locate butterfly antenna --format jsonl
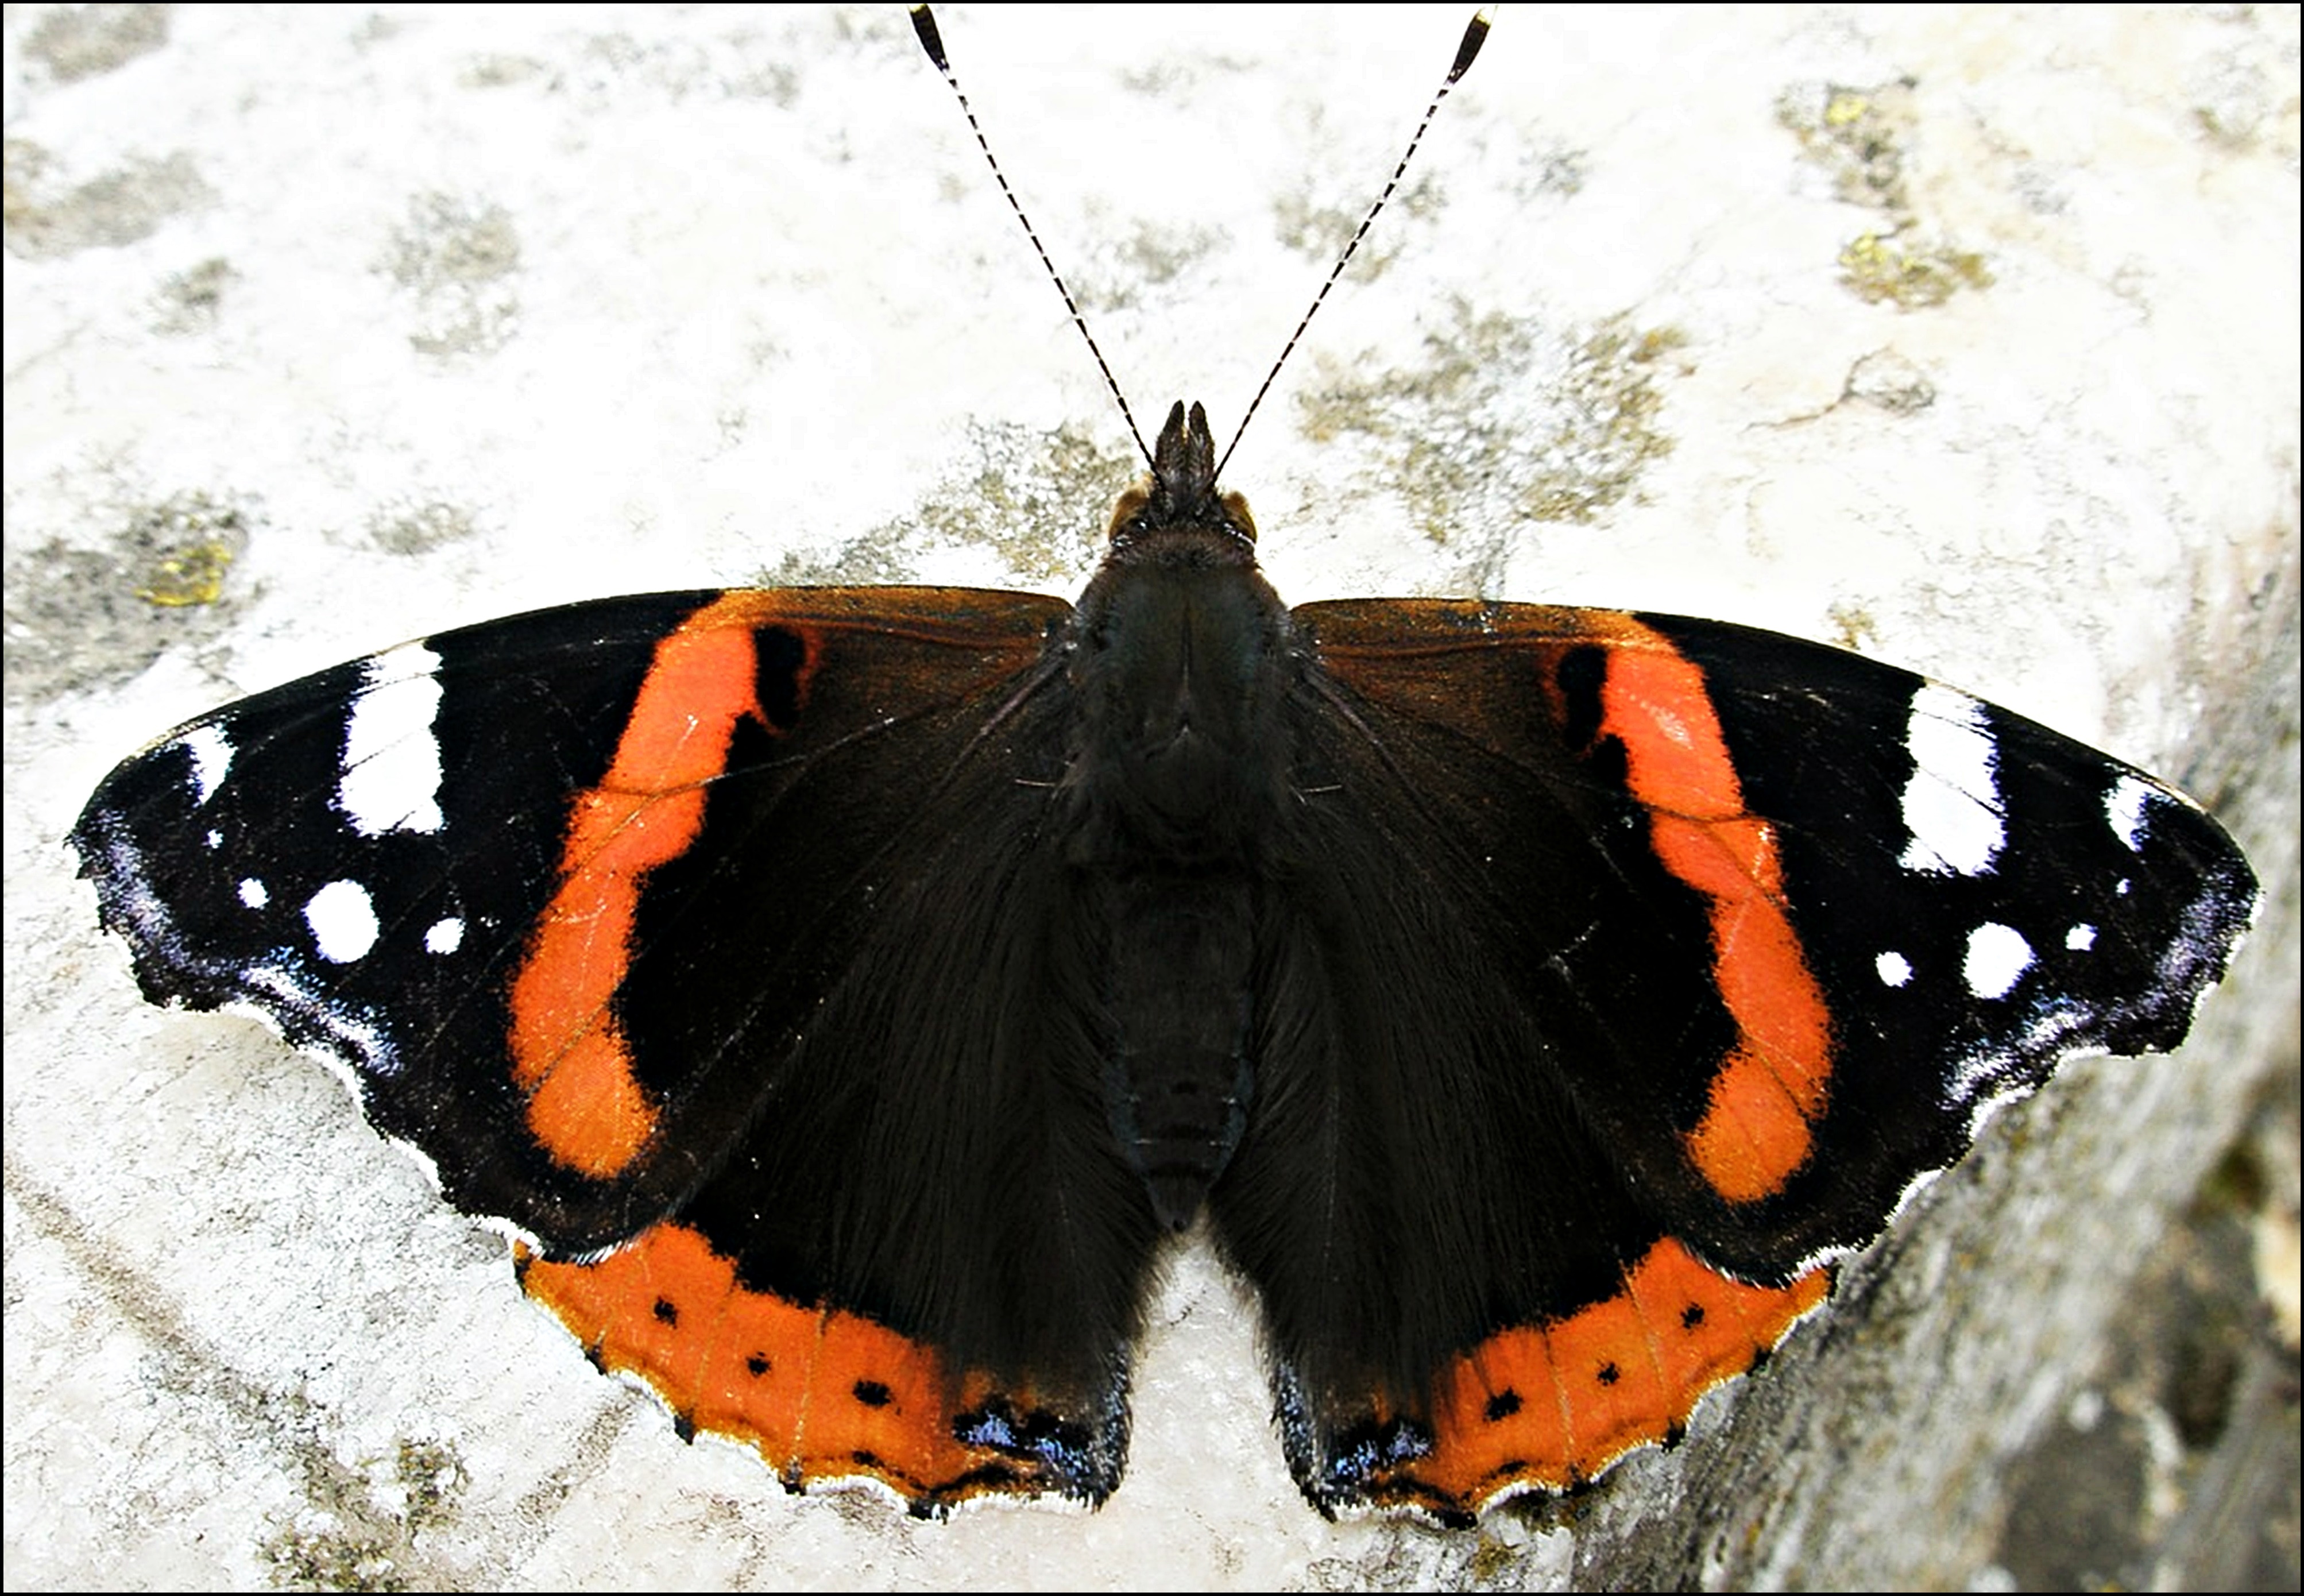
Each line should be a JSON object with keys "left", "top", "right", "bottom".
{"left": 1215, "top": 7, "right": 1492, "bottom": 481}
{"left": 911, "top": 3, "right": 1155, "bottom": 469}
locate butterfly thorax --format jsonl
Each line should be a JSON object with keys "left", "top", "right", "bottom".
{"left": 1062, "top": 400, "right": 1293, "bottom": 861}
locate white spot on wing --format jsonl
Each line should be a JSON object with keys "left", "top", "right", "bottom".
{"left": 425, "top": 917, "right": 464, "bottom": 954}
{"left": 1899, "top": 685, "right": 2004, "bottom": 876}
{"left": 338, "top": 644, "right": 445, "bottom": 836}
{"left": 306, "top": 880, "right": 379, "bottom": 963}
{"left": 238, "top": 878, "right": 268, "bottom": 909}
{"left": 1876, "top": 950, "right": 1913, "bottom": 987}
{"left": 2106, "top": 775, "right": 2155, "bottom": 852}
{"left": 1962, "top": 921, "right": 2034, "bottom": 1000}
{"left": 179, "top": 723, "right": 233, "bottom": 805}
{"left": 77, "top": 821, "right": 411, "bottom": 1084}
{"left": 2066, "top": 923, "right": 2096, "bottom": 951}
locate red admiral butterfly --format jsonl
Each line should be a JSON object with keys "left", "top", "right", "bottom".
{"left": 60, "top": 3, "right": 2266, "bottom": 1535}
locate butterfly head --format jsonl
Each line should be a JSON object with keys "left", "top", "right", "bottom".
{"left": 1105, "top": 401, "right": 1259, "bottom": 559}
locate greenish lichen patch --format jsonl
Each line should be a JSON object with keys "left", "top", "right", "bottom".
{"left": 571, "top": 29, "right": 801, "bottom": 106}
{"left": 152, "top": 256, "right": 237, "bottom": 335}
{"left": 1837, "top": 231, "right": 1993, "bottom": 309}
{"left": 921, "top": 419, "right": 1135, "bottom": 580}
{"left": 1827, "top": 602, "right": 1881, "bottom": 654}
{"left": 381, "top": 193, "right": 522, "bottom": 356}
{"left": 1273, "top": 170, "right": 1442, "bottom": 278}
{"left": 257, "top": 1436, "right": 468, "bottom": 1593}
{"left": 5, "top": 489, "right": 258, "bottom": 702}
{"left": 122, "top": 492, "right": 253, "bottom": 608}
{"left": 367, "top": 500, "right": 480, "bottom": 558}
{"left": 1776, "top": 80, "right": 1919, "bottom": 211}
{"left": 763, "top": 420, "right": 1135, "bottom": 588}
{"left": 1297, "top": 302, "right": 1683, "bottom": 544}
{"left": 1074, "top": 220, "right": 1227, "bottom": 314}
{"left": 1777, "top": 78, "right": 1992, "bottom": 310}
{"left": 760, "top": 523, "right": 928, "bottom": 589}
{"left": 24, "top": 3, "right": 172, "bottom": 84}
{"left": 135, "top": 536, "right": 237, "bottom": 608}
{"left": 3, "top": 138, "right": 215, "bottom": 260}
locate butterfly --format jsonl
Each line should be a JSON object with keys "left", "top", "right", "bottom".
{"left": 65, "top": 4, "right": 2262, "bottom": 1529}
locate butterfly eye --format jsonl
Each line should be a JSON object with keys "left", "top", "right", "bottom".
{"left": 1220, "top": 490, "right": 1259, "bottom": 545}
{"left": 1105, "top": 484, "right": 1154, "bottom": 546}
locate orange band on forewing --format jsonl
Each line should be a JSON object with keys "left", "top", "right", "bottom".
{"left": 1406, "top": 1237, "right": 1833, "bottom": 1509}
{"left": 507, "top": 595, "right": 802, "bottom": 1178}
{"left": 519, "top": 1222, "right": 1039, "bottom": 1505}
{"left": 1600, "top": 636, "right": 1834, "bottom": 1202}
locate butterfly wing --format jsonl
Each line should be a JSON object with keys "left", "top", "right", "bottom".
{"left": 72, "top": 585, "right": 1154, "bottom": 1510}
{"left": 1215, "top": 597, "right": 2256, "bottom": 1520}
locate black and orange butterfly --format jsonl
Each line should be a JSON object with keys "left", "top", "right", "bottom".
{"left": 69, "top": 5, "right": 2259, "bottom": 1527}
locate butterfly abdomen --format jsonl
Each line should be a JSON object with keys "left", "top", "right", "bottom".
{"left": 1091, "top": 868, "right": 1259, "bottom": 1230}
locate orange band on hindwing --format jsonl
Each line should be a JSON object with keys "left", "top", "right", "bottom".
{"left": 517, "top": 1222, "right": 1069, "bottom": 1507}
{"left": 1401, "top": 1238, "right": 1832, "bottom": 1513}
